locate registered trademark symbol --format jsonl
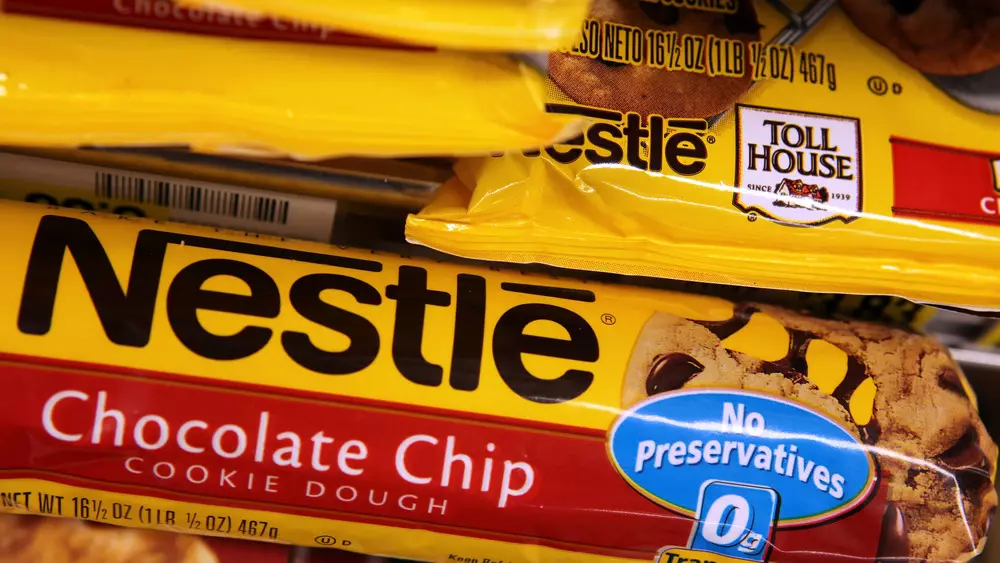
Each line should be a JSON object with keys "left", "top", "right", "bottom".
{"left": 707, "top": 136, "right": 716, "bottom": 144}
{"left": 601, "top": 313, "right": 617, "bottom": 326}
{"left": 747, "top": 212, "right": 759, "bottom": 223}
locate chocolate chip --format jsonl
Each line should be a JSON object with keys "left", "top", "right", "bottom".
{"left": 723, "top": 1, "right": 762, "bottom": 36}
{"left": 938, "top": 368, "right": 966, "bottom": 396}
{"left": 940, "top": 427, "right": 986, "bottom": 469}
{"left": 939, "top": 426, "right": 992, "bottom": 494}
{"left": 889, "top": 0, "right": 923, "bottom": 15}
{"left": 646, "top": 353, "right": 705, "bottom": 395}
{"left": 638, "top": 3, "right": 680, "bottom": 26}
{"left": 876, "top": 503, "right": 910, "bottom": 562}
{"left": 862, "top": 419, "right": 882, "bottom": 444}
{"left": 952, "top": 464, "right": 992, "bottom": 494}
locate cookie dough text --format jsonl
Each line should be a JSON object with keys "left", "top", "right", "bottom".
{"left": 40, "top": 390, "right": 536, "bottom": 509}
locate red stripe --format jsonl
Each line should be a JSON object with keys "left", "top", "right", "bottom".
{"left": 891, "top": 136, "right": 1000, "bottom": 226}
{"left": 0, "top": 352, "right": 886, "bottom": 562}
{"left": 0, "top": 351, "right": 606, "bottom": 439}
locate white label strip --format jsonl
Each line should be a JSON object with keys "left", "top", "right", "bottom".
{"left": 0, "top": 152, "right": 337, "bottom": 242}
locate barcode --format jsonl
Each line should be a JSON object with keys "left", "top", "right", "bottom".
{"left": 94, "top": 171, "right": 291, "bottom": 225}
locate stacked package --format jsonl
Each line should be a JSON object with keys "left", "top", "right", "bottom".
{"left": 0, "top": 2, "right": 999, "bottom": 563}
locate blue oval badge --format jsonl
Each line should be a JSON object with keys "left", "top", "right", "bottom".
{"left": 609, "top": 390, "right": 877, "bottom": 526}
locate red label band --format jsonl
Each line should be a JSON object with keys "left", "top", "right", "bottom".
{"left": 3, "top": 0, "right": 421, "bottom": 49}
{"left": 0, "top": 353, "right": 884, "bottom": 561}
{"left": 892, "top": 137, "right": 1000, "bottom": 225}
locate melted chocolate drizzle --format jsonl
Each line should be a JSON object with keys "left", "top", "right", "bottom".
{"left": 757, "top": 329, "right": 811, "bottom": 377}
{"left": 694, "top": 304, "right": 759, "bottom": 340}
{"left": 692, "top": 304, "right": 882, "bottom": 442}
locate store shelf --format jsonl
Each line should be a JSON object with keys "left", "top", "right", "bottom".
{"left": 953, "top": 348, "right": 1000, "bottom": 371}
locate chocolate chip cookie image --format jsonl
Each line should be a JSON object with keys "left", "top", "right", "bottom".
{"left": 622, "top": 303, "right": 998, "bottom": 562}
{"left": 0, "top": 513, "right": 218, "bottom": 563}
{"left": 839, "top": 0, "right": 1000, "bottom": 76}
{"left": 548, "top": 1, "right": 761, "bottom": 119}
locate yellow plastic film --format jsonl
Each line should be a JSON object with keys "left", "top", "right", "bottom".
{"left": 0, "top": 13, "right": 578, "bottom": 159}
{"left": 0, "top": 201, "right": 993, "bottom": 563}
{"left": 406, "top": 1, "right": 1000, "bottom": 309}
{"left": 179, "top": 0, "right": 592, "bottom": 51}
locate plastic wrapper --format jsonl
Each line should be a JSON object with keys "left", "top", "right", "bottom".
{"left": 0, "top": 147, "right": 449, "bottom": 211}
{"left": 0, "top": 201, "right": 994, "bottom": 563}
{"left": 406, "top": 0, "right": 1000, "bottom": 309}
{"left": 0, "top": 8, "right": 576, "bottom": 159}
{"left": 0, "top": 150, "right": 342, "bottom": 242}
{"left": 176, "top": 0, "right": 592, "bottom": 51}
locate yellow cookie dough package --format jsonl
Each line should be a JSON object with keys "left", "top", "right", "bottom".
{"left": 0, "top": 7, "right": 576, "bottom": 159}
{"left": 179, "top": 0, "right": 592, "bottom": 51}
{"left": 407, "top": 0, "right": 1000, "bottom": 309}
{"left": 0, "top": 200, "right": 997, "bottom": 563}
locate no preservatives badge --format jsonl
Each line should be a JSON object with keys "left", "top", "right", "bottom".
{"left": 733, "top": 105, "right": 863, "bottom": 227}
{"left": 607, "top": 390, "right": 878, "bottom": 563}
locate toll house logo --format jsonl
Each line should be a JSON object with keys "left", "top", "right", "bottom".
{"left": 734, "top": 105, "right": 863, "bottom": 226}
{"left": 773, "top": 178, "right": 830, "bottom": 210}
